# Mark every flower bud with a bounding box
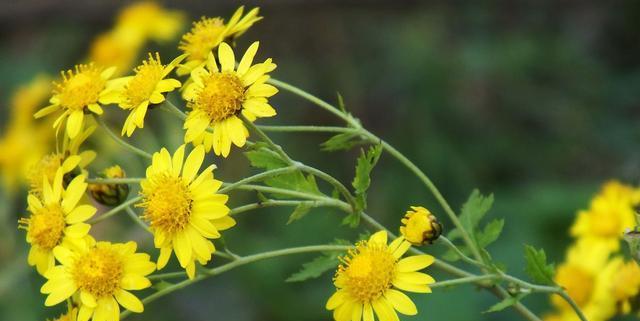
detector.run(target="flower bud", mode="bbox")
[88,165,130,206]
[400,206,442,245]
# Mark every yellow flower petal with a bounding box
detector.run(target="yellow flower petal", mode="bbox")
[396,255,434,273]
[218,42,235,72]
[115,289,144,313]
[384,289,417,315]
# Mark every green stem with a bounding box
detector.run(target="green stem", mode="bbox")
[556,291,589,321]
[218,166,298,193]
[298,164,358,211]
[257,125,356,134]
[96,117,152,159]
[239,113,293,163]
[430,275,498,288]
[226,184,345,206]
[121,244,351,319]
[86,178,143,185]
[125,206,151,233]
[230,199,343,216]
[160,100,187,120]
[437,236,489,269]
[89,196,141,223]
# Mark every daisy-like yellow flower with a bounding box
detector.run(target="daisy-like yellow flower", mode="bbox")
[41,240,155,321]
[34,63,115,138]
[27,125,96,196]
[326,231,435,321]
[178,6,262,74]
[183,42,277,157]
[18,168,96,275]
[570,180,639,251]
[100,53,186,136]
[115,1,185,43]
[10,74,52,125]
[603,257,640,314]
[399,206,442,245]
[138,145,234,279]
[89,31,143,77]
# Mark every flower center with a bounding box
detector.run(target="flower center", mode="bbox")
[179,17,226,61]
[27,153,65,195]
[54,64,106,111]
[336,241,397,302]
[19,203,66,250]
[72,247,124,298]
[140,173,193,235]
[555,264,594,307]
[191,72,245,122]
[124,54,164,108]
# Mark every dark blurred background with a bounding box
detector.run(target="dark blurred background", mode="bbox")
[1,1,639,320]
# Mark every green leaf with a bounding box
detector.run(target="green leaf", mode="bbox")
[337,92,347,112]
[286,254,339,282]
[287,202,313,225]
[244,149,322,197]
[321,132,363,152]
[523,245,555,285]
[352,145,382,196]
[484,293,528,313]
[244,149,288,170]
[477,219,505,248]
[459,189,494,233]
[341,212,361,228]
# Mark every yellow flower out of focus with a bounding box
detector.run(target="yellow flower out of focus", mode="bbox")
[178,6,262,74]
[138,145,235,279]
[570,180,639,251]
[35,64,115,138]
[100,53,186,136]
[326,231,435,321]
[89,31,143,77]
[604,257,640,314]
[18,168,96,275]
[183,42,277,157]
[115,1,185,43]
[11,74,52,125]
[399,206,442,245]
[49,308,78,321]
[41,241,155,321]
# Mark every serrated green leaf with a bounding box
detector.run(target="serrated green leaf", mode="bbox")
[484,293,528,313]
[352,145,382,195]
[244,149,288,170]
[477,219,504,248]
[287,203,313,224]
[524,245,555,285]
[244,149,322,197]
[459,189,494,233]
[286,255,338,282]
[321,132,363,152]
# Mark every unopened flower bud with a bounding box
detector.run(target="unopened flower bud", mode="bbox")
[89,165,129,206]
[400,206,442,245]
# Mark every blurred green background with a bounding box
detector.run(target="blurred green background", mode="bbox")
[1,1,639,320]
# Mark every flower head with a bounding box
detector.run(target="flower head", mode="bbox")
[115,1,185,43]
[88,165,130,206]
[18,168,96,275]
[35,64,115,138]
[178,6,262,74]
[327,231,435,321]
[100,53,186,136]
[138,145,234,279]
[41,240,155,321]
[604,258,640,314]
[400,206,442,245]
[570,181,639,251]
[183,42,277,157]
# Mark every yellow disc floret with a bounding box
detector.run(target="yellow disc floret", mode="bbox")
[19,204,66,251]
[140,173,193,235]
[54,64,107,111]
[190,73,245,122]
[123,53,165,109]
[337,240,397,302]
[72,246,124,298]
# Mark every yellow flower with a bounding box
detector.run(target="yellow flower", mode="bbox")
[100,53,186,136]
[399,206,442,245]
[88,165,130,206]
[326,231,435,321]
[115,1,185,43]
[138,145,234,279]
[0,122,50,192]
[18,168,96,275]
[603,257,640,314]
[26,125,96,196]
[41,240,155,321]
[34,63,115,138]
[183,42,277,157]
[48,308,78,321]
[178,6,262,74]
[10,74,52,125]
[570,181,639,251]
[88,31,143,77]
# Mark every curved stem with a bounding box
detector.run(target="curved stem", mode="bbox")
[239,113,293,163]
[257,125,356,134]
[556,291,589,321]
[298,164,358,211]
[219,166,298,193]
[160,100,187,120]
[121,244,351,319]
[430,275,498,288]
[437,236,489,269]
[226,184,345,207]
[89,196,142,223]
[125,206,150,233]
[96,117,152,159]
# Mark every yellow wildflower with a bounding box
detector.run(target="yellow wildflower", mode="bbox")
[34,63,115,138]
[88,165,130,206]
[571,181,639,251]
[100,53,186,136]
[41,240,155,321]
[115,1,185,43]
[10,74,51,125]
[138,145,234,279]
[18,168,96,275]
[399,206,442,245]
[178,6,261,74]
[326,231,435,321]
[0,122,50,192]
[183,42,277,157]
[603,257,640,314]
[88,31,143,77]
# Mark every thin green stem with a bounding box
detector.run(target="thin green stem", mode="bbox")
[125,206,150,233]
[239,113,293,163]
[430,275,498,288]
[160,100,187,120]
[229,199,343,216]
[556,291,589,321]
[298,164,358,212]
[86,178,143,185]
[121,244,351,319]
[89,196,141,223]
[96,117,152,159]
[257,125,357,134]
[437,236,489,269]
[219,166,298,193]
[226,184,345,206]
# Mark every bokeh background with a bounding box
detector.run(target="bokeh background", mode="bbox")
[1,1,639,320]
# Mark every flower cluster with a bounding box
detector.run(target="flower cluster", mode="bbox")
[544,181,640,321]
